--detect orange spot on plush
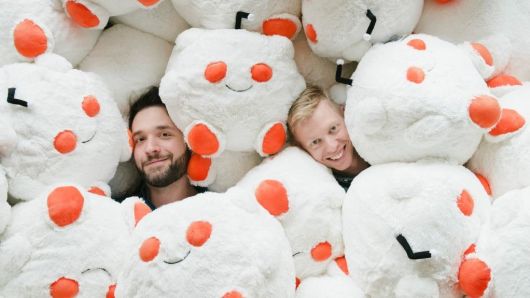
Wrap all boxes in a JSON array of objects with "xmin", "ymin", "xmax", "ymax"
[
  {"xmin": 187, "ymin": 153, "xmax": 212, "ymax": 181},
  {"xmin": 14, "ymin": 19, "xmax": 48, "ymax": 58},
  {"xmin": 262, "ymin": 123, "xmax": 286, "ymax": 155},
  {"xmin": 106, "ymin": 284, "xmax": 116, "ymax": 298},
  {"xmin": 54, "ymin": 130, "xmax": 77, "ymax": 154},
  {"xmin": 487, "ymin": 74, "xmax": 522, "ymax": 88},
  {"xmin": 65, "ymin": 0, "xmax": 100, "ymax": 28},
  {"xmin": 305, "ymin": 24, "xmax": 318, "ymax": 43},
  {"xmin": 335, "ymin": 256, "xmax": 349, "ymax": 274},
  {"xmin": 435, "ymin": 0, "xmax": 453, "ymax": 3},
  {"xmin": 458, "ymin": 259, "xmax": 491, "ymax": 298},
  {"xmin": 489, "ymin": 109, "xmax": 525, "ymax": 136},
  {"xmin": 47, "ymin": 186, "xmax": 84, "ymax": 227},
  {"xmin": 469, "ymin": 95, "xmax": 501, "ymax": 128},
  {"xmin": 407, "ymin": 39, "xmax": 426, "ymax": 50},
  {"xmin": 50, "ymin": 277, "xmax": 79, "ymax": 298},
  {"xmin": 186, "ymin": 221, "xmax": 212, "ymax": 247},
  {"xmin": 471, "ymin": 43, "xmax": 493, "ymax": 66},
  {"xmin": 255, "ymin": 180, "xmax": 289, "ymax": 216},
  {"xmin": 464, "ymin": 244, "xmax": 476, "ymax": 256},
  {"xmin": 295, "ymin": 277, "xmax": 301, "ymax": 289},
  {"xmin": 138, "ymin": 0, "xmax": 159, "ymax": 7},
  {"xmin": 474, "ymin": 173, "xmax": 492, "ymax": 196},
  {"xmin": 457, "ymin": 190, "xmax": 474, "ymax": 216},
  {"xmin": 88, "ymin": 186, "xmax": 106, "ymax": 196},
  {"xmin": 406, "ymin": 67, "xmax": 425, "ymax": 83},
  {"xmin": 222, "ymin": 291, "xmax": 243, "ymax": 298},
  {"xmin": 139, "ymin": 237, "xmax": 160, "ymax": 262},
  {"xmin": 251, "ymin": 63, "xmax": 273, "ymax": 82},
  {"xmin": 311, "ymin": 242, "xmax": 332, "ymax": 262},
  {"xmin": 134, "ymin": 202, "xmax": 151, "ymax": 226},
  {"xmin": 204, "ymin": 61, "xmax": 227, "ymax": 83},
  {"xmin": 82, "ymin": 95, "xmax": 100, "ymax": 117},
  {"xmin": 263, "ymin": 18, "xmax": 298, "ymax": 39},
  {"xmin": 187, "ymin": 124, "xmax": 219, "ymax": 156}
]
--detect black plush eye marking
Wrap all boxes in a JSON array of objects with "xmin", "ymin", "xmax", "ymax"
[
  {"xmin": 7, "ymin": 88, "xmax": 28, "ymax": 107},
  {"xmin": 164, "ymin": 250, "xmax": 191, "ymax": 265},
  {"xmin": 396, "ymin": 234, "xmax": 431, "ymax": 260},
  {"xmin": 235, "ymin": 11, "xmax": 252, "ymax": 29}
]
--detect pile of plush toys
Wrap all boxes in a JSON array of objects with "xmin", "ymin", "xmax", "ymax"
[{"xmin": 1, "ymin": 0, "xmax": 530, "ymax": 297}]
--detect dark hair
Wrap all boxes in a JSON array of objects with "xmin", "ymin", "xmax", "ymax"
[{"xmin": 128, "ymin": 86, "xmax": 166, "ymax": 129}]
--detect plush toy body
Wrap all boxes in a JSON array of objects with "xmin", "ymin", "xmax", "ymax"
[
  {"xmin": 160, "ymin": 28, "xmax": 305, "ymax": 190},
  {"xmin": 0, "ymin": 0, "xmax": 100, "ymax": 67},
  {"xmin": 468, "ymin": 84, "xmax": 529, "ymax": 198},
  {"xmin": 237, "ymin": 147, "xmax": 345, "ymax": 280},
  {"xmin": 301, "ymin": 0, "xmax": 423, "ymax": 62},
  {"xmin": 116, "ymin": 188, "xmax": 295, "ymax": 297},
  {"xmin": 170, "ymin": 0, "xmax": 301, "ymax": 39},
  {"xmin": 0, "ymin": 55, "xmax": 131, "ymax": 201},
  {"xmin": 343, "ymin": 162, "xmax": 490, "ymax": 297},
  {"xmin": 0, "ymin": 185, "xmax": 149, "ymax": 297},
  {"xmin": 344, "ymin": 34, "xmax": 501, "ymax": 165}
]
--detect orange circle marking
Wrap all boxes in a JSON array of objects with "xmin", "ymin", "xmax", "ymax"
[
  {"xmin": 138, "ymin": 0, "xmax": 160, "ymax": 7},
  {"xmin": 406, "ymin": 67, "xmax": 425, "ymax": 84},
  {"xmin": 187, "ymin": 124, "xmax": 219, "ymax": 156},
  {"xmin": 106, "ymin": 284, "xmax": 116, "ymax": 298},
  {"xmin": 187, "ymin": 153, "xmax": 212, "ymax": 182},
  {"xmin": 251, "ymin": 63, "xmax": 273, "ymax": 82},
  {"xmin": 262, "ymin": 123, "xmax": 286, "ymax": 155},
  {"xmin": 50, "ymin": 277, "xmax": 79, "ymax": 298},
  {"xmin": 457, "ymin": 190, "xmax": 474, "ymax": 216},
  {"xmin": 14, "ymin": 19, "xmax": 48, "ymax": 58},
  {"xmin": 82, "ymin": 95, "xmax": 100, "ymax": 117},
  {"xmin": 47, "ymin": 186, "xmax": 84, "ymax": 227},
  {"xmin": 65, "ymin": 0, "xmax": 100, "ymax": 28},
  {"xmin": 204, "ymin": 61, "xmax": 227, "ymax": 83},
  {"xmin": 311, "ymin": 241, "xmax": 332, "ymax": 262},
  {"xmin": 487, "ymin": 74, "xmax": 522, "ymax": 88},
  {"xmin": 134, "ymin": 202, "xmax": 151, "ymax": 226},
  {"xmin": 464, "ymin": 244, "xmax": 476, "ymax": 256},
  {"xmin": 489, "ymin": 109, "xmax": 525, "ymax": 136},
  {"xmin": 88, "ymin": 186, "xmax": 106, "ymax": 196},
  {"xmin": 186, "ymin": 220, "xmax": 212, "ymax": 247},
  {"xmin": 474, "ymin": 173, "xmax": 492, "ymax": 196},
  {"xmin": 407, "ymin": 39, "xmax": 426, "ymax": 50},
  {"xmin": 469, "ymin": 95, "xmax": 501, "ymax": 128},
  {"xmin": 255, "ymin": 179, "xmax": 289, "ymax": 216},
  {"xmin": 262, "ymin": 18, "xmax": 298, "ymax": 39},
  {"xmin": 139, "ymin": 237, "xmax": 160, "ymax": 262},
  {"xmin": 458, "ymin": 259, "xmax": 491, "ymax": 298},
  {"xmin": 54, "ymin": 130, "xmax": 77, "ymax": 154},
  {"xmin": 471, "ymin": 43, "xmax": 493, "ymax": 66},
  {"xmin": 305, "ymin": 24, "xmax": 318, "ymax": 43},
  {"xmin": 335, "ymin": 256, "xmax": 349, "ymax": 274}
]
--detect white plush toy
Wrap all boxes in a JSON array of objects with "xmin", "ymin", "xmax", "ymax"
[
  {"xmin": 0, "ymin": 184, "xmax": 151, "ymax": 297},
  {"xmin": 170, "ymin": 0, "xmax": 301, "ymax": 39},
  {"xmin": 343, "ymin": 34, "xmax": 502, "ymax": 166},
  {"xmin": 458, "ymin": 186, "xmax": 530, "ymax": 298},
  {"xmin": 343, "ymin": 162, "xmax": 490, "ymax": 297},
  {"xmin": 416, "ymin": 0, "xmax": 530, "ymax": 86},
  {"xmin": 301, "ymin": 0, "xmax": 423, "ymax": 62},
  {"xmin": 0, "ymin": 54, "xmax": 132, "ymax": 201},
  {"xmin": 115, "ymin": 187, "xmax": 295, "ymax": 297},
  {"xmin": 160, "ymin": 28, "xmax": 305, "ymax": 191},
  {"xmin": 0, "ymin": 0, "xmax": 101, "ymax": 67},
  {"xmin": 236, "ymin": 147, "xmax": 345, "ymax": 280},
  {"xmin": 0, "ymin": 167, "xmax": 9, "ymax": 233},
  {"xmin": 468, "ymin": 84, "xmax": 529, "ymax": 198}
]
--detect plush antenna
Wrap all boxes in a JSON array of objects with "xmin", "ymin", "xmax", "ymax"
[
  {"xmin": 396, "ymin": 234, "xmax": 432, "ymax": 260},
  {"xmin": 335, "ymin": 59, "xmax": 352, "ymax": 86},
  {"xmin": 235, "ymin": 11, "xmax": 254, "ymax": 29},
  {"xmin": 363, "ymin": 9, "xmax": 377, "ymax": 41}
]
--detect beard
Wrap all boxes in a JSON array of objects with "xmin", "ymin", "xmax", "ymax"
[{"xmin": 138, "ymin": 150, "xmax": 190, "ymax": 188}]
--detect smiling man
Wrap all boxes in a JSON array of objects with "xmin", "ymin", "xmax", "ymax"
[
  {"xmin": 288, "ymin": 86, "xmax": 370, "ymax": 191},
  {"xmin": 129, "ymin": 87, "xmax": 199, "ymax": 209}
]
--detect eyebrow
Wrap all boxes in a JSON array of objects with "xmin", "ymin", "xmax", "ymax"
[{"xmin": 132, "ymin": 125, "xmax": 176, "ymax": 137}]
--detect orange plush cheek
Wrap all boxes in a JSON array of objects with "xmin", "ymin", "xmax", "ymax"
[
  {"xmin": 204, "ymin": 61, "xmax": 227, "ymax": 83},
  {"xmin": 139, "ymin": 237, "xmax": 160, "ymax": 262},
  {"xmin": 82, "ymin": 95, "xmax": 100, "ymax": 117},
  {"xmin": 47, "ymin": 186, "xmax": 84, "ymax": 227},
  {"xmin": 310, "ymin": 242, "xmax": 332, "ymax": 262},
  {"xmin": 186, "ymin": 221, "xmax": 212, "ymax": 247},
  {"xmin": 54, "ymin": 130, "xmax": 77, "ymax": 154},
  {"xmin": 255, "ymin": 180, "xmax": 289, "ymax": 216},
  {"xmin": 50, "ymin": 277, "xmax": 79, "ymax": 298},
  {"xmin": 251, "ymin": 63, "xmax": 273, "ymax": 83}
]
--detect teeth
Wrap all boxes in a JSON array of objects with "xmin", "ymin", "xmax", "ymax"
[{"xmin": 328, "ymin": 150, "xmax": 344, "ymax": 160}]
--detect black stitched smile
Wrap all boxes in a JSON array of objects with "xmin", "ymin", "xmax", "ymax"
[
  {"xmin": 225, "ymin": 84, "xmax": 253, "ymax": 92},
  {"xmin": 164, "ymin": 250, "xmax": 191, "ymax": 265},
  {"xmin": 81, "ymin": 131, "xmax": 97, "ymax": 143}
]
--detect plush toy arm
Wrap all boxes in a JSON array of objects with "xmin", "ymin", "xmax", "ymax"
[
  {"xmin": 262, "ymin": 13, "xmax": 302, "ymax": 40},
  {"xmin": 484, "ymin": 108, "xmax": 526, "ymax": 143},
  {"xmin": 62, "ymin": 0, "xmax": 109, "ymax": 29},
  {"xmin": 255, "ymin": 122, "xmax": 287, "ymax": 157},
  {"xmin": 184, "ymin": 121, "xmax": 225, "ymax": 158}
]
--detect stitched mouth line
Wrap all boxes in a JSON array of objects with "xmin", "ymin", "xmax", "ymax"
[
  {"xmin": 225, "ymin": 84, "xmax": 253, "ymax": 92},
  {"xmin": 164, "ymin": 250, "xmax": 191, "ymax": 265}
]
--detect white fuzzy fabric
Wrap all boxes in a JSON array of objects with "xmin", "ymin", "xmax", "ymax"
[
  {"xmin": 301, "ymin": 0, "xmax": 423, "ymax": 62},
  {"xmin": 237, "ymin": 147, "xmax": 345, "ymax": 279},
  {"xmin": 0, "ymin": 55, "xmax": 131, "ymax": 201},
  {"xmin": 345, "ymin": 34, "xmax": 499, "ymax": 165},
  {"xmin": 111, "ymin": 0, "xmax": 190, "ymax": 43},
  {"xmin": 416, "ymin": 0, "xmax": 530, "ymax": 82},
  {"xmin": 0, "ymin": 167, "xmax": 9, "ymax": 233},
  {"xmin": 0, "ymin": 184, "xmax": 146, "ymax": 297},
  {"xmin": 0, "ymin": 0, "xmax": 101, "ymax": 66},
  {"xmin": 61, "ymin": 0, "xmax": 163, "ymax": 19},
  {"xmin": 468, "ymin": 84, "xmax": 530, "ymax": 198},
  {"xmin": 343, "ymin": 162, "xmax": 490, "ymax": 298},
  {"xmin": 79, "ymin": 24, "xmax": 173, "ymax": 116},
  {"xmin": 170, "ymin": 0, "xmax": 300, "ymax": 33},
  {"xmin": 199, "ymin": 151, "xmax": 262, "ymax": 192},
  {"xmin": 115, "ymin": 187, "xmax": 295, "ymax": 297}
]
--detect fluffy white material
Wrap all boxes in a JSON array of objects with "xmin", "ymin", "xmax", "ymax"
[
  {"xmin": 0, "ymin": 184, "xmax": 149, "ymax": 297},
  {"xmin": 79, "ymin": 24, "xmax": 173, "ymax": 115},
  {"xmin": 345, "ymin": 34, "xmax": 501, "ymax": 165},
  {"xmin": 468, "ymin": 84, "xmax": 530, "ymax": 198},
  {"xmin": 416, "ymin": 0, "xmax": 530, "ymax": 82},
  {"xmin": 236, "ymin": 147, "xmax": 345, "ymax": 280},
  {"xmin": 0, "ymin": 167, "xmax": 9, "ymax": 233},
  {"xmin": 115, "ymin": 187, "xmax": 295, "ymax": 297},
  {"xmin": 160, "ymin": 28, "xmax": 305, "ymax": 189},
  {"xmin": 301, "ymin": 0, "xmax": 423, "ymax": 62},
  {"xmin": 0, "ymin": 0, "xmax": 100, "ymax": 66},
  {"xmin": 343, "ymin": 162, "xmax": 491, "ymax": 298},
  {"xmin": 0, "ymin": 55, "xmax": 131, "ymax": 201},
  {"xmin": 111, "ymin": 0, "xmax": 190, "ymax": 43}
]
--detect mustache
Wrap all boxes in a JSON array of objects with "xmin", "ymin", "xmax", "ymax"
[{"xmin": 142, "ymin": 153, "xmax": 172, "ymax": 167}]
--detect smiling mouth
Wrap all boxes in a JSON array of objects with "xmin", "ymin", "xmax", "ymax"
[
  {"xmin": 225, "ymin": 84, "xmax": 253, "ymax": 92},
  {"xmin": 327, "ymin": 145, "xmax": 346, "ymax": 161},
  {"xmin": 81, "ymin": 131, "xmax": 97, "ymax": 144},
  {"xmin": 164, "ymin": 250, "xmax": 191, "ymax": 265},
  {"xmin": 292, "ymin": 251, "xmax": 303, "ymax": 257},
  {"xmin": 144, "ymin": 157, "xmax": 170, "ymax": 167}
]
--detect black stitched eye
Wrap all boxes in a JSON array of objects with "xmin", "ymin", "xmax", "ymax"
[{"xmin": 7, "ymin": 88, "xmax": 28, "ymax": 108}]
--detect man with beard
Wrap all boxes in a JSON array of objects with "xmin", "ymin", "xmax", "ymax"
[{"xmin": 129, "ymin": 87, "xmax": 200, "ymax": 209}]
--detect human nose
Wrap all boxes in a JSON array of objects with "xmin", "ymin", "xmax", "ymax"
[
  {"xmin": 324, "ymin": 136, "xmax": 339, "ymax": 152},
  {"xmin": 145, "ymin": 137, "xmax": 161, "ymax": 154}
]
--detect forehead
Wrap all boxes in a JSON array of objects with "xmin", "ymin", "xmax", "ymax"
[
  {"xmin": 294, "ymin": 100, "xmax": 343, "ymax": 141},
  {"xmin": 131, "ymin": 106, "xmax": 178, "ymax": 132}
]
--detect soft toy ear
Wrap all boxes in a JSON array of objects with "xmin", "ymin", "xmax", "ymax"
[
  {"xmin": 120, "ymin": 196, "xmax": 151, "ymax": 230},
  {"xmin": 11, "ymin": 17, "xmax": 55, "ymax": 61},
  {"xmin": 485, "ymin": 108, "xmax": 526, "ymax": 143},
  {"xmin": 63, "ymin": 0, "xmax": 109, "ymax": 30},
  {"xmin": 262, "ymin": 13, "xmax": 302, "ymax": 40},
  {"xmin": 45, "ymin": 185, "xmax": 86, "ymax": 228}
]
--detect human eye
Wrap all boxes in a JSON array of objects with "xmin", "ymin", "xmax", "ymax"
[
  {"xmin": 160, "ymin": 131, "xmax": 172, "ymax": 138},
  {"xmin": 330, "ymin": 125, "xmax": 337, "ymax": 132},
  {"xmin": 310, "ymin": 138, "xmax": 321, "ymax": 147},
  {"xmin": 134, "ymin": 136, "xmax": 145, "ymax": 144}
]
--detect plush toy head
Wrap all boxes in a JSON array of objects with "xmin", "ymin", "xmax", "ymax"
[
  {"xmin": 0, "ymin": 184, "xmax": 150, "ymax": 297},
  {"xmin": 468, "ymin": 84, "xmax": 529, "ymax": 198},
  {"xmin": 0, "ymin": 54, "xmax": 132, "ymax": 201},
  {"xmin": 0, "ymin": 0, "xmax": 101, "ymax": 67},
  {"xmin": 344, "ymin": 34, "xmax": 502, "ymax": 165},
  {"xmin": 116, "ymin": 188, "xmax": 295, "ymax": 297},
  {"xmin": 343, "ymin": 162, "xmax": 490, "ymax": 297},
  {"xmin": 236, "ymin": 147, "xmax": 345, "ymax": 280},
  {"xmin": 301, "ymin": 0, "xmax": 423, "ymax": 62}
]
